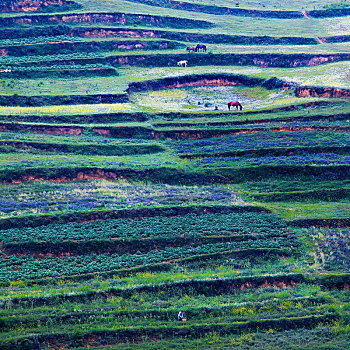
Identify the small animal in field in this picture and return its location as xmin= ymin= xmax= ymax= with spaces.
xmin=186 ymin=46 xmax=195 ymax=52
xmin=228 ymin=101 xmax=243 ymax=110
xmin=177 ymin=60 xmax=188 ymax=67
xmin=195 ymin=44 xmax=207 ymax=52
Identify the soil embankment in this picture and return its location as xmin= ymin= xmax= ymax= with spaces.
xmin=126 ymin=74 xmax=290 ymax=94
xmin=124 ymin=0 xmax=350 ymax=19
xmin=0 ymin=93 xmax=128 ymax=107
xmin=296 ymin=86 xmax=350 ymax=98
xmin=1 ymin=40 xmax=183 ymax=57
xmin=109 ymin=53 xmax=350 ymax=68
xmin=0 ymin=12 xmax=212 ymax=29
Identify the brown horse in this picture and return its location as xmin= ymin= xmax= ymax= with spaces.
xmin=228 ymin=101 xmax=242 ymax=111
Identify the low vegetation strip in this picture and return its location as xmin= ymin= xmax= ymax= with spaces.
xmin=0 ymin=12 xmax=213 ymax=29
xmin=0 ymin=297 xmax=329 ymax=331
xmin=0 ymin=164 xmax=349 ymax=187
xmin=0 ymin=93 xmax=127 ymax=107
xmin=0 ymin=314 xmax=339 ymax=349
xmin=1 ymin=273 xmax=307 ymax=306
xmin=289 ymin=218 xmax=350 ymax=228
xmin=0 ymin=140 xmax=165 ymax=156
xmin=126 ymin=74 xmax=277 ymax=93
xmin=0 ymin=40 xmax=183 ymax=58
xmin=0 ymin=241 xmax=298 ymax=281
xmin=171 ymin=131 xmax=350 ymax=155
xmin=124 ymin=0 xmax=304 ymax=18
xmin=14 ymin=51 xmax=350 ymax=69
xmin=0 ymin=212 xmax=287 ymax=243
xmin=0 ymin=25 xmax=325 ymax=46
xmin=178 ymin=146 xmax=350 ymax=159
xmin=109 ymin=53 xmax=350 ymax=68
xmin=0 ymin=0 xmax=81 ymax=13
xmin=0 ymin=205 xmax=269 ymax=230
xmin=125 ymin=0 xmax=350 ymax=19
xmin=250 ymin=188 xmax=350 ymax=203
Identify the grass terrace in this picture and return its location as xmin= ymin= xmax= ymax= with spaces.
xmin=0 ymin=0 xmax=349 ymax=349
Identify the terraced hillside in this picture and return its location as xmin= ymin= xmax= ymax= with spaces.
xmin=0 ymin=0 xmax=349 ymax=349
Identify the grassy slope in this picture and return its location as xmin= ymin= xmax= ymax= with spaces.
xmin=0 ymin=1 xmax=349 ymax=349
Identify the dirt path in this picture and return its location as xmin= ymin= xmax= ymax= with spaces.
xmin=301 ymin=10 xmax=324 ymax=44
xmin=300 ymin=10 xmax=311 ymax=20
xmin=315 ymin=36 xmax=325 ymax=44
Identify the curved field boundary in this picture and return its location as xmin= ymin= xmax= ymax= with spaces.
xmin=0 ymin=205 xmax=269 ymax=230
xmin=4 ymin=26 xmax=348 ymax=46
xmin=5 ymin=50 xmax=350 ymax=70
xmin=308 ymin=7 xmax=350 ymax=18
xmin=1 ymin=164 xmax=350 ymax=186
xmin=250 ymin=187 xmax=350 ymax=203
xmin=0 ymin=12 xmax=213 ymax=29
xmin=289 ymin=218 xmax=350 ymax=228
xmin=0 ymin=112 xmax=149 ymax=124
xmin=126 ymin=74 xmax=289 ymax=93
xmin=0 ymin=314 xmax=338 ymax=349
xmin=296 ymin=86 xmax=350 ymax=99
xmin=126 ymin=73 xmax=350 ymax=101
xmin=3 ymin=273 xmax=306 ymax=305
xmin=0 ymin=25 xmax=69 ymax=40
xmin=1 ymin=40 xmax=183 ymax=57
xmin=0 ymin=140 xmax=165 ymax=156
xmin=125 ymin=0 xmax=350 ymax=19
xmin=152 ymin=107 xmax=348 ymax=127
xmin=3 ymin=234 xmax=288 ymax=256
xmin=111 ymin=52 xmax=350 ymax=68
xmin=0 ymin=93 xmax=128 ymax=107
xmin=0 ymin=101 xmax=336 ymax=124
xmin=1 ymin=121 xmax=349 ymax=139
xmin=0 ymin=26 xmax=319 ymax=46
xmin=1 ymin=67 xmax=117 ymax=79
xmin=0 ymin=0 xmax=80 ymax=13
xmin=178 ymin=146 xmax=350 ymax=160
xmin=74 ymin=27 xmax=318 ymax=46
xmin=0 ymin=250 xmax=295 ymax=288
xmin=0 ymin=296 xmax=326 ymax=331
xmin=154 ymin=126 xmax=350 ymax=140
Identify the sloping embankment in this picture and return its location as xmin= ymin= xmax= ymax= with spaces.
xmin=124 ymin=0 xmax=350 ymax=19
xmin=0 ymin=93 xmax=128 ymax=107
xmin=296 ymin=86 xmax=350 ymax=98
xmin=0 ymin=0 xmax=80 ymax=13
xmin=126 ymin=74 xmax=291 ymax=93
xmin=108 ymin=53 xmax=350 ymax=68
xmin=0 ymin=12 xmax=212 ymax=29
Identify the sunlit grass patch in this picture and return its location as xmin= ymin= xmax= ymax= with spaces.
xmin=130 ymin=85 xmax=317 ymax=112
xmin=266 ymin=202 xmax=350 ymax=221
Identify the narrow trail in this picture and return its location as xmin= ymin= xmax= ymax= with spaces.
xmin=315 ymin=36 xmax=325 ymax=44
xmin=300 ymin=10 xmax=311 ymax=20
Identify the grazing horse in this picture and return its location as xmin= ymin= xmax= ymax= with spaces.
xmin=186 ymin=46 xmax=195 ymax=52
xmin=177 ymin=60 xmax=188 ymax=67
xmin=195 ymin=44 xmax=206 ymax=52
xmin=228 ymin=101 xmax=243 ymax=110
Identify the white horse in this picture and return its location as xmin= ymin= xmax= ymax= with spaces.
xmin=177 ymin=60 xmax=188 ymax=67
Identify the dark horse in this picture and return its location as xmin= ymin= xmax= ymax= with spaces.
xmin=186 ymin=46 xmax=195 ymax=52
xmin=228 ymin=101 xmax=243 ymax=111
xmin=195 ymin=44 xmax=206 ymax=52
